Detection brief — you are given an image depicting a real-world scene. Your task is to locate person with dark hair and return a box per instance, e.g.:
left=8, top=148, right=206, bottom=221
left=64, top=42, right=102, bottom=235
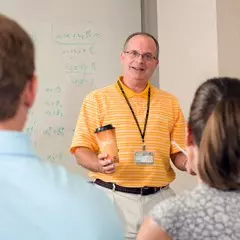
left=137, top=77, right=240, bottom=240
left=71, top=32, right=187, bottom=239
left=0, top=14, right=123, bottom=240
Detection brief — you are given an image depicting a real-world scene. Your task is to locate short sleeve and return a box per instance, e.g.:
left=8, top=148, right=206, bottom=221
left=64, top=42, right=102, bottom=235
left=149, top=197, right=181, bottom=238
left=70, top=92, right=103, bottom=154
left=170, top=97, right=186, bottom=154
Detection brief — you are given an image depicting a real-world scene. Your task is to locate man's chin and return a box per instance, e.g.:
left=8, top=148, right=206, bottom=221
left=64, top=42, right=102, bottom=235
left=130, top=71, right=147, bottom=79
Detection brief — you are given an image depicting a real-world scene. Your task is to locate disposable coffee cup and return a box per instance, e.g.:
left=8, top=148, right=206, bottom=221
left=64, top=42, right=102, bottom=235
left=95, top=124, right=119, bottom=163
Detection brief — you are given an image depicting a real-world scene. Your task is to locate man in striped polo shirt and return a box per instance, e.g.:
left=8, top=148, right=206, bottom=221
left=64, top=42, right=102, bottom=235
left=70, top=32, right=187, bottom=239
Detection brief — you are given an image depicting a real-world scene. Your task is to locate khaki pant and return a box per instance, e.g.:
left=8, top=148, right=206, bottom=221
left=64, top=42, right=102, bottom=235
left=94, top=184, right=175, bottom=239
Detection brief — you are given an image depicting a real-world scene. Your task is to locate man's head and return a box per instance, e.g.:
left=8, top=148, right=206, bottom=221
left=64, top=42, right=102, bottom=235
left=0, top=14, right=36, bottom=130
left=120, top=32, right=159, bottom=83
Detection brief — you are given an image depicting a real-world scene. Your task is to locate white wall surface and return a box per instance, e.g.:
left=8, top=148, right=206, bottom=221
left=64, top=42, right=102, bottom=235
left=157, top=0, right=219, bottom=193
left=217, top=0, right=240, bottom=78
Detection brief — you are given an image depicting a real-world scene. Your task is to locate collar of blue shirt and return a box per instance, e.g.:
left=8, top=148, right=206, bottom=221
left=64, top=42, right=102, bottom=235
left=0, top=130, right=36, bottom=157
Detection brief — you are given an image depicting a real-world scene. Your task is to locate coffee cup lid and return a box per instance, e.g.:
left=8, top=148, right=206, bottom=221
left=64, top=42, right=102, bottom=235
left=95, top=124, right=115, bottom=133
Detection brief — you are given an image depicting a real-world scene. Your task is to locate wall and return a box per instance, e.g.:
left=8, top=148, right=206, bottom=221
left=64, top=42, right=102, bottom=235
left=217, top=0, right=240, bottom=78
left=157, top=0, right=219, bottom=193
left=141, top=0, right=159, bottom=87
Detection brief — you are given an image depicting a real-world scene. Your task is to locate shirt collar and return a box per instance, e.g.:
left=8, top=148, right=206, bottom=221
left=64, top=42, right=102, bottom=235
left=115, top=76, right=150, bottom=99
left=0, top=130, right=36, bottom=157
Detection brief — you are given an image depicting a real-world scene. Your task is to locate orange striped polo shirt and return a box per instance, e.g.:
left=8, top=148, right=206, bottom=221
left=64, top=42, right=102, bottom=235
left=70, top=76, right=185, bottom=187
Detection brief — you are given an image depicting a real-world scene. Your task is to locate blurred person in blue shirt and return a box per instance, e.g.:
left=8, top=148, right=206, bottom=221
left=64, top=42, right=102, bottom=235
left=0, top=14, right=123, bottom=240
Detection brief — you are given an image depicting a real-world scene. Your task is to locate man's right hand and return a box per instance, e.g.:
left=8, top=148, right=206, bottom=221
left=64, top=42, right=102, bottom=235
left=97, top=153, right=116, bottom=174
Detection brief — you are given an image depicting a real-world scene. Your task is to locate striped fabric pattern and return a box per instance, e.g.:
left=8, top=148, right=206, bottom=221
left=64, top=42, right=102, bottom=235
left=70, top=76, right=185, bottom=187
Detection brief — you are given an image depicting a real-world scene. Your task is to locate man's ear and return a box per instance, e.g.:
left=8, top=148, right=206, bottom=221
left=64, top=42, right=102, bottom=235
left=120, top=51, right=125, bottom=64
left=22, top=75, right=37, bottom=108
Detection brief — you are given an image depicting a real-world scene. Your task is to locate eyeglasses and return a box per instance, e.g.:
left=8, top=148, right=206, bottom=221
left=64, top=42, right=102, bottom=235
left=124, top=50, right=157, bottom=61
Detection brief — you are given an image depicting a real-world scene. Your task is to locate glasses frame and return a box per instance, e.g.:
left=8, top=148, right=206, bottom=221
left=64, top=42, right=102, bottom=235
left=123, top=50, right=158, bottom=61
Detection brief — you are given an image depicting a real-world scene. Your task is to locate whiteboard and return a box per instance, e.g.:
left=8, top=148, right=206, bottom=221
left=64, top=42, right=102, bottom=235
left=1, top=0, right=141, bottom=173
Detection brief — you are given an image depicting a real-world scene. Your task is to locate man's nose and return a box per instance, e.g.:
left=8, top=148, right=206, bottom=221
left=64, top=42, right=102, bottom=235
left=136, top=54, right=144, bottom=62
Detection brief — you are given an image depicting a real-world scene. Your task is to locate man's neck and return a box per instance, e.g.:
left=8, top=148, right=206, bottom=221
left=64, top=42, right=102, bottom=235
left=0, top=120, right=23, bottom=131
left=0, top=111, right=26, bottom=132
left=121, top=77, right=148, bottom=93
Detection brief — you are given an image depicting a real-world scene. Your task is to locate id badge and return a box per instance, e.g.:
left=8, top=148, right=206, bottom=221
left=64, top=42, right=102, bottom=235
left=134, top=151, right=154, bottom=164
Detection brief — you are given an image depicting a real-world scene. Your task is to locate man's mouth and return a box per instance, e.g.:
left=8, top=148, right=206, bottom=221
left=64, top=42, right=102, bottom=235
left=131, top=66, right=145, bottom=72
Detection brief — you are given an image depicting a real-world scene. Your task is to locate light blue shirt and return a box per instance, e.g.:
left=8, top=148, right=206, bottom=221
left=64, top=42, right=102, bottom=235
left=0, top=131, right=123, bottom=240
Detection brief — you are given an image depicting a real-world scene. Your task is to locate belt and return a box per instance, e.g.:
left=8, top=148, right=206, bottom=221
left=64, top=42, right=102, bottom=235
left=94, top=179, right=166, bottom=196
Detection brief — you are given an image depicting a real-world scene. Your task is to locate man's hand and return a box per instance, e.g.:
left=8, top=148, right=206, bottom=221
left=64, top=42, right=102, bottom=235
left=184, top=158, right=196, bottom=175
left=171, top=152, right=196, bottom=175
left=97, top=153, right=116, bottom=174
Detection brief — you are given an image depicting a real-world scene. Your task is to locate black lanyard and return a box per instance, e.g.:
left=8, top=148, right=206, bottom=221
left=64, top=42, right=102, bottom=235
left=117, top=80, right=150, bottom=150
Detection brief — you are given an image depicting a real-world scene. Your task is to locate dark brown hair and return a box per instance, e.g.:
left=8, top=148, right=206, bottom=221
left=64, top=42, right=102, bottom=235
left=0, top=14, right=35, bottom=120
left=123, top=32, right=159, bottom=59
left=189, top=77, right=240, bottom=190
